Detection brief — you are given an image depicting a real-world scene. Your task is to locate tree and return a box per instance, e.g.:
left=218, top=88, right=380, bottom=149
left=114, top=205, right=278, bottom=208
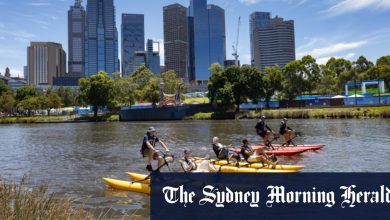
left=17, top=97, right=40, bottom=116
left=354, top=56, right=374, bottom=74
left=208, top=63, right=235, bottom=111
left=0, top=94, right=15, bottom=115
left=208, top=63, right=264, bottom=112
left=317, top=65, right=339, bottom=95
left=112, top=76, right=136, bottom=107
left=376, top=55, right=390, bottom=66
left=129, top=66, right=159, bottom=104
left=0, top=80, right=12, bottom=95
left=263, top=65, right=282, bottom=108
left=301, top=55, right=321, bottom=94
left=41, top=90, right=62, bottom=116
left=79, top=71, right=114, bottom=117
left=16, top=86, right=37, bottom=102
left=282, top=60, right=307, bottom=100
left=326, top=58, right=352, bottom=77
left=5, top=67, right=11, bottom=77
left=161, top=70, right=184, bottom=94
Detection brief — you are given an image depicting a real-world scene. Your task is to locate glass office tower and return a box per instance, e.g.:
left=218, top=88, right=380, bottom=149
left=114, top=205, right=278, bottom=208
left=85, top=0, right=119, bottom=76
left=121, top=13, right=145, bottom=76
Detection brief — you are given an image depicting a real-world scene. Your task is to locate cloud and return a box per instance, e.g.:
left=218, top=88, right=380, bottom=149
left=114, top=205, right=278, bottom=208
left=316, top=53, right=356, bottom=65
left=297, top=40, right=367, bottom=58
left=321, top=0, right=390, bottom=16
left=239, top=0, right=260, bottom=5
left=0, top=30, right=37, bottom=39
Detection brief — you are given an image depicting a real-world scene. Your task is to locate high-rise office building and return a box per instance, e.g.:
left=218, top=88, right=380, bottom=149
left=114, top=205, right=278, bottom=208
left=85, top=0, right=119, bottom=76
left=188, top=0, right=226, bottom=81
left=121, top=13, right=145, bottom=76
left=68, top=0, right=86, bottom=77
left=163, top=3, right=189, bottom=81
left=208, top=4, right=226, bottom=70
left=27, top=42, right=66, bottom=86
left=146, top=39, right=160, bottom=75
left=250, top=12, right=295, bottom=70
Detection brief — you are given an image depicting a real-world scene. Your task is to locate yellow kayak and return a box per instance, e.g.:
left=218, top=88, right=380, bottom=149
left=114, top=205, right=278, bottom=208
left=214, top=165, right=297, bottom=173
left=211, top=160, right=304, bottom=171
left=127, top=172, right=150, bottom=184
left=102, top=177, right=150, bottom=194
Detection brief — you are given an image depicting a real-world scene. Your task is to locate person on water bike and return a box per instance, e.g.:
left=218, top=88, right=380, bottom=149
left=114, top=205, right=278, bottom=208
left=212, top=137, right=240, bottom=162
left=255, top=115, right=274, bottom=146
left=240, top=139, right=254, bottom=161
left=279, top=118, right=294, bottom=146
left=240, top=139, right=278, bottom=166
left=181, top=148, right=216, bottom=173
left=141, top=127, right=170, bottom=172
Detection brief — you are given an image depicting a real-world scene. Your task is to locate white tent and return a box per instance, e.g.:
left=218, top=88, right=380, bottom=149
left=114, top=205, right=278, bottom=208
left=331, top=95, right=346, bottom=99
left=348, top=94, right=364, bottom=98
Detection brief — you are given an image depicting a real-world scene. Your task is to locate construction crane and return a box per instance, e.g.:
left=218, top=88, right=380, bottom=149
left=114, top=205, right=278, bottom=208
left=232, top=16, right=241, bottom=66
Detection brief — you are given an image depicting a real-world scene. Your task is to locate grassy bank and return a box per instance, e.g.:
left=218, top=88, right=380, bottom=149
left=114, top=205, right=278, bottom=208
left=0, top=177, right=95, bottom=220
left=0, top=114, right=120, bottom=124
left=188, top=106, right=390, bottom=120
left=239, top=106, right=390, bottom=119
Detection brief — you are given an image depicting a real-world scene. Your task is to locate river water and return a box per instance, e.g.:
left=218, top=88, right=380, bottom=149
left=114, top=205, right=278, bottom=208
left=0, top=119, right=389, bottom=218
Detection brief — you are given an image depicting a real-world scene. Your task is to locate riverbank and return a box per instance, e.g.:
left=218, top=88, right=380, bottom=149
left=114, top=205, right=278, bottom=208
left=188, top=106, right=390, bottom=120
left=0, top=114, right=119, bottom=124
left=0, top=177, right=95, bottom=219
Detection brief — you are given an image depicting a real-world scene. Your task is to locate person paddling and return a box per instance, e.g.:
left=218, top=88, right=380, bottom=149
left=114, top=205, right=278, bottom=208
left=212, top=137, right=240, bottom=162
left=255, top=115, right=274, bottom=147
left=140, top=127, right=170, bottom=173
left=279, top=118, right=294, bottom=146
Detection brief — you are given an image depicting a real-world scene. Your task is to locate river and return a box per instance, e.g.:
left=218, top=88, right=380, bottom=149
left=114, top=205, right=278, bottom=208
left=0, top=119, right=389, bottom=218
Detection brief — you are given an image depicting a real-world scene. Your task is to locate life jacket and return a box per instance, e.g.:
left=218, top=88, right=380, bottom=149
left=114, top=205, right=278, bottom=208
left=182, top=157, right=197, bottom=173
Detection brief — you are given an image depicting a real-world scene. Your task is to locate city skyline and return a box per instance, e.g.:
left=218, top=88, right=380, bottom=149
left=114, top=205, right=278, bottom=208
left=0, top=0, right=389, bottom=77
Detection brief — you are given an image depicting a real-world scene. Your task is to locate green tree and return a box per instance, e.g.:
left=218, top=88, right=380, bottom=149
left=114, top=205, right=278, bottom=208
left=112, top=75, right=136, bottom=107
left=18, top=97, right=40, bottom=116
left=282, top=60, right=307, bottom=100
left=263, top=65, right=282, bottom=108
left=57, top=87, right=76, bottom=107
left=208, top=63, right=264, bottom=112
left=0, top=94, right=15, bottom=115
left=79, top=71, right=114, bottom=117
left=161, top=70, right=184, bottom=94
left=317, top=65, right=339, bottom=95
left=208, top=63, right=235, bottom=111
left=326, top=58, right=352, bottom=77
left=0, top=80, right=12, bottom=95
left=376, top=55, right=390, bottom=66
left=41, top=90, right=62, bottom=116
left=129, top=66, right=159, bottom=104
left=353, top=56, right=374, bottom=74
left=301, top=55, right=321, bottom=94
left=16, top=86, right=37, bottom=102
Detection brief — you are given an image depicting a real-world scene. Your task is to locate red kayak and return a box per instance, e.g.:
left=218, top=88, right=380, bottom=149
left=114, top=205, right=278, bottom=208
left=229, top=147, right=306, bottom=156
left=256, top=144, right=325, bottom=151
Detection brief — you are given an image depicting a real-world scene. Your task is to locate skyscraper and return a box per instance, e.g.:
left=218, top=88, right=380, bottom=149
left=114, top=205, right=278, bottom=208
left=146, top=39, right=160, bottom=75
left=163, top=3, right=189, bottom=81
left=68, top=0, right=86, bottom=77
left=85, top=0, right=119, bottom=76
left=27, top=42, right=66, bottom=86
left=208, top=4, right=226, bottom=70
left=121, top=13, right=145, bottom=76
left=188, top=0, right=226, bottom=81
left=250, top=12, right=295, bottom=70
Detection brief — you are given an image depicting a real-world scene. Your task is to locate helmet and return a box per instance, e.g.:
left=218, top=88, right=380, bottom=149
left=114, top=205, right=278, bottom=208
left=283, top=118, right=288, bottom=121
left=261, top=115, right=266, bottom=119
left=147, top=127, right=156, bottom=133
left=212, top=137, right=219, bottom=144
left=184, top=148, right=192, bottom=154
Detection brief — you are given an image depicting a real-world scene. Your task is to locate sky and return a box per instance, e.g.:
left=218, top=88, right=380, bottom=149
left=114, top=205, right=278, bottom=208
left=0, top=0, right=389, bottom=77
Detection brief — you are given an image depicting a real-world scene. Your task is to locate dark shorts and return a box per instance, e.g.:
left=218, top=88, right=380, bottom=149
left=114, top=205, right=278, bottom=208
left=259, top=131, right=267, bottom=138
left=142, top=149, right=159, bottom=160
left=280, top=130, right=286, bottom=135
